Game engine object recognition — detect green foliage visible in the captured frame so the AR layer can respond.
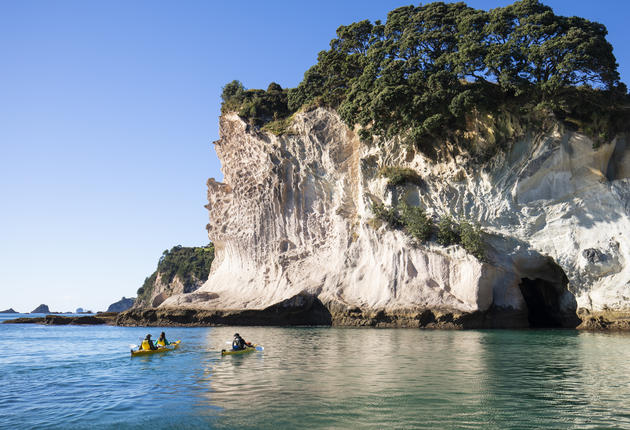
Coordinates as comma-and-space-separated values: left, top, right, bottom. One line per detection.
379, 166, 423, 187
137, 272, 156, 298
437, 216, 460, 246
371, 203, 485, 258
399, 203, 432, 242
220, 80, 246, 112
287, 0, 627, 151
157, 244, 215, 285
221, 1, 628, 145
371, 203, 402, 228
136, 244, 215, 302
459, 220, 485, 260
221, 81, 290, 127
261, 115, 295, 136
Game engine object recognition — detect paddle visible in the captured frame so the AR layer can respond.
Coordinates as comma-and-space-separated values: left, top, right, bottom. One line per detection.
130, 336, 145, 349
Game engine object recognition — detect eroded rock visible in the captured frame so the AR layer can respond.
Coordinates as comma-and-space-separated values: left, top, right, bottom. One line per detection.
153, 109, 630, 328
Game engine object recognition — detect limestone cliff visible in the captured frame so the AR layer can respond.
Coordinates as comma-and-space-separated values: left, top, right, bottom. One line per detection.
134, 245, 214, 308
157, 108, 630, 328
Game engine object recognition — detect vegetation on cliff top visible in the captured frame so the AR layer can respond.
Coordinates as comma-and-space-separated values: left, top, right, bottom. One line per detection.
222, 0, 628, 154
136, 244, 215, 303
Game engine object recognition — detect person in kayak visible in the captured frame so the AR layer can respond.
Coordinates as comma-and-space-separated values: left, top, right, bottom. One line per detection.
232, 333, 249, 350
140, 334, 157, 351
156, 331, 170, 347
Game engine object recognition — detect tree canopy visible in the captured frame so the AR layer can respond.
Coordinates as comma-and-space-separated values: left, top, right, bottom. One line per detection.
136, 244, 215, 302
221, 1, 628, 153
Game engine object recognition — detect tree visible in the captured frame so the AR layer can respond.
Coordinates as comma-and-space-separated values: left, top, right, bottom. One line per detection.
227, 1, 627, 149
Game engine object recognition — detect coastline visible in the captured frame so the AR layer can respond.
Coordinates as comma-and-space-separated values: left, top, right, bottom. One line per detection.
2, 312, 118, 326
4, 308, 630, 331
113, 307, 630, 330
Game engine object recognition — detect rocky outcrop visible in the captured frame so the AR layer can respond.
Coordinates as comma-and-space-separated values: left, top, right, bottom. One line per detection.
3, 313, 117, 325
0, 308, 16, 313
135, 273, 204, 308
134, 245, 214, 308
153, 108, 630, 328
31, 304, 50, 314
576, 309, 630, 330
107, 297, 135, 313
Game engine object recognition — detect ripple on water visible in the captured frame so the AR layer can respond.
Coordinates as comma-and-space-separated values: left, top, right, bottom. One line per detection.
1, 324, 630, 429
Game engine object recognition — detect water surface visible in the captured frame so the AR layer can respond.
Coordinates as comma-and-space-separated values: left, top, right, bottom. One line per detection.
1, 314, 629, 429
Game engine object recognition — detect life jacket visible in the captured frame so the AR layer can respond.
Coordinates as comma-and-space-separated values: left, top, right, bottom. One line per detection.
157, 339, 166, 347
141, 339, 151, 350
233, 337, 245, 350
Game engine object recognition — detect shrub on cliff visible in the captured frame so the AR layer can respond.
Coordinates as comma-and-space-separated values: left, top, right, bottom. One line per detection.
371, 204, 485, 258
459, 220, 485, 261
221, 81, 289, 127
371, 203, 403, 229
399, 203, 432, 242
379, 166, 423, 187
436, 216, 485, 260
437, 216, 460, 246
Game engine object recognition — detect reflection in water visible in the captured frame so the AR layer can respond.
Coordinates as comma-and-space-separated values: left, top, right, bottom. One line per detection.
2, 322, 630, 429
189, 328, 630, 429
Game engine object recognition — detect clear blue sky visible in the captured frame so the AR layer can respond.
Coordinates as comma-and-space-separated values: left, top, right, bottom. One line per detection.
1, 1, 628, 313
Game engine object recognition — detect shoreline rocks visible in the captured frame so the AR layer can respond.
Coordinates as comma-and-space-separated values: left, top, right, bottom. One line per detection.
5, 305, 630, 330
116, 305, 630, 330
576, 309, 630, 330
115, 292, 585, 329
2, 313, 118, 326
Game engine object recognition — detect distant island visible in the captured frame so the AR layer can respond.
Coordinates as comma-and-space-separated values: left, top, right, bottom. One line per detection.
106, 297, 134, 313
31, 304, 50, 313
0, 308, 17, 313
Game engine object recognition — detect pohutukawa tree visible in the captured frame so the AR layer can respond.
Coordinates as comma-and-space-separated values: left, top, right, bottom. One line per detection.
222, 0, 628, 153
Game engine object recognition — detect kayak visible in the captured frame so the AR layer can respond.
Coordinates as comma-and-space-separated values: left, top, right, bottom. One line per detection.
131, 340, 181, 357
221, 344, 259, 355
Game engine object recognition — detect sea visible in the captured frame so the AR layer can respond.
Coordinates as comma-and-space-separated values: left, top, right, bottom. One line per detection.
1, 313, 630, 429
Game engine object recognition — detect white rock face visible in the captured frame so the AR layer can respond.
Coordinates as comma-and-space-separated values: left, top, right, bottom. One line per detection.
136, 273, 203, 308
161, 109, 630, 322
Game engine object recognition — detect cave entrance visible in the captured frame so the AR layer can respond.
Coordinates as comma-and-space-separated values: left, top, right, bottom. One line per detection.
519, 278, 564, 328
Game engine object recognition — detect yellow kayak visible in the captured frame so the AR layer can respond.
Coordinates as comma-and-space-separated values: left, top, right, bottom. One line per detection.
221, 344, 259, 355
131, 340, 181, 357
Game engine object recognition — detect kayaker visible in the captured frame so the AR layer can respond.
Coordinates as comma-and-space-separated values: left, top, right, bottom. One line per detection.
140, 334, 157, 351
157, 331, 170, 347
232, 333, 248, 350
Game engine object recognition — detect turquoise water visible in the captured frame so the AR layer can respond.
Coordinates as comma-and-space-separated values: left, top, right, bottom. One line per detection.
2, 314, 630, 429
